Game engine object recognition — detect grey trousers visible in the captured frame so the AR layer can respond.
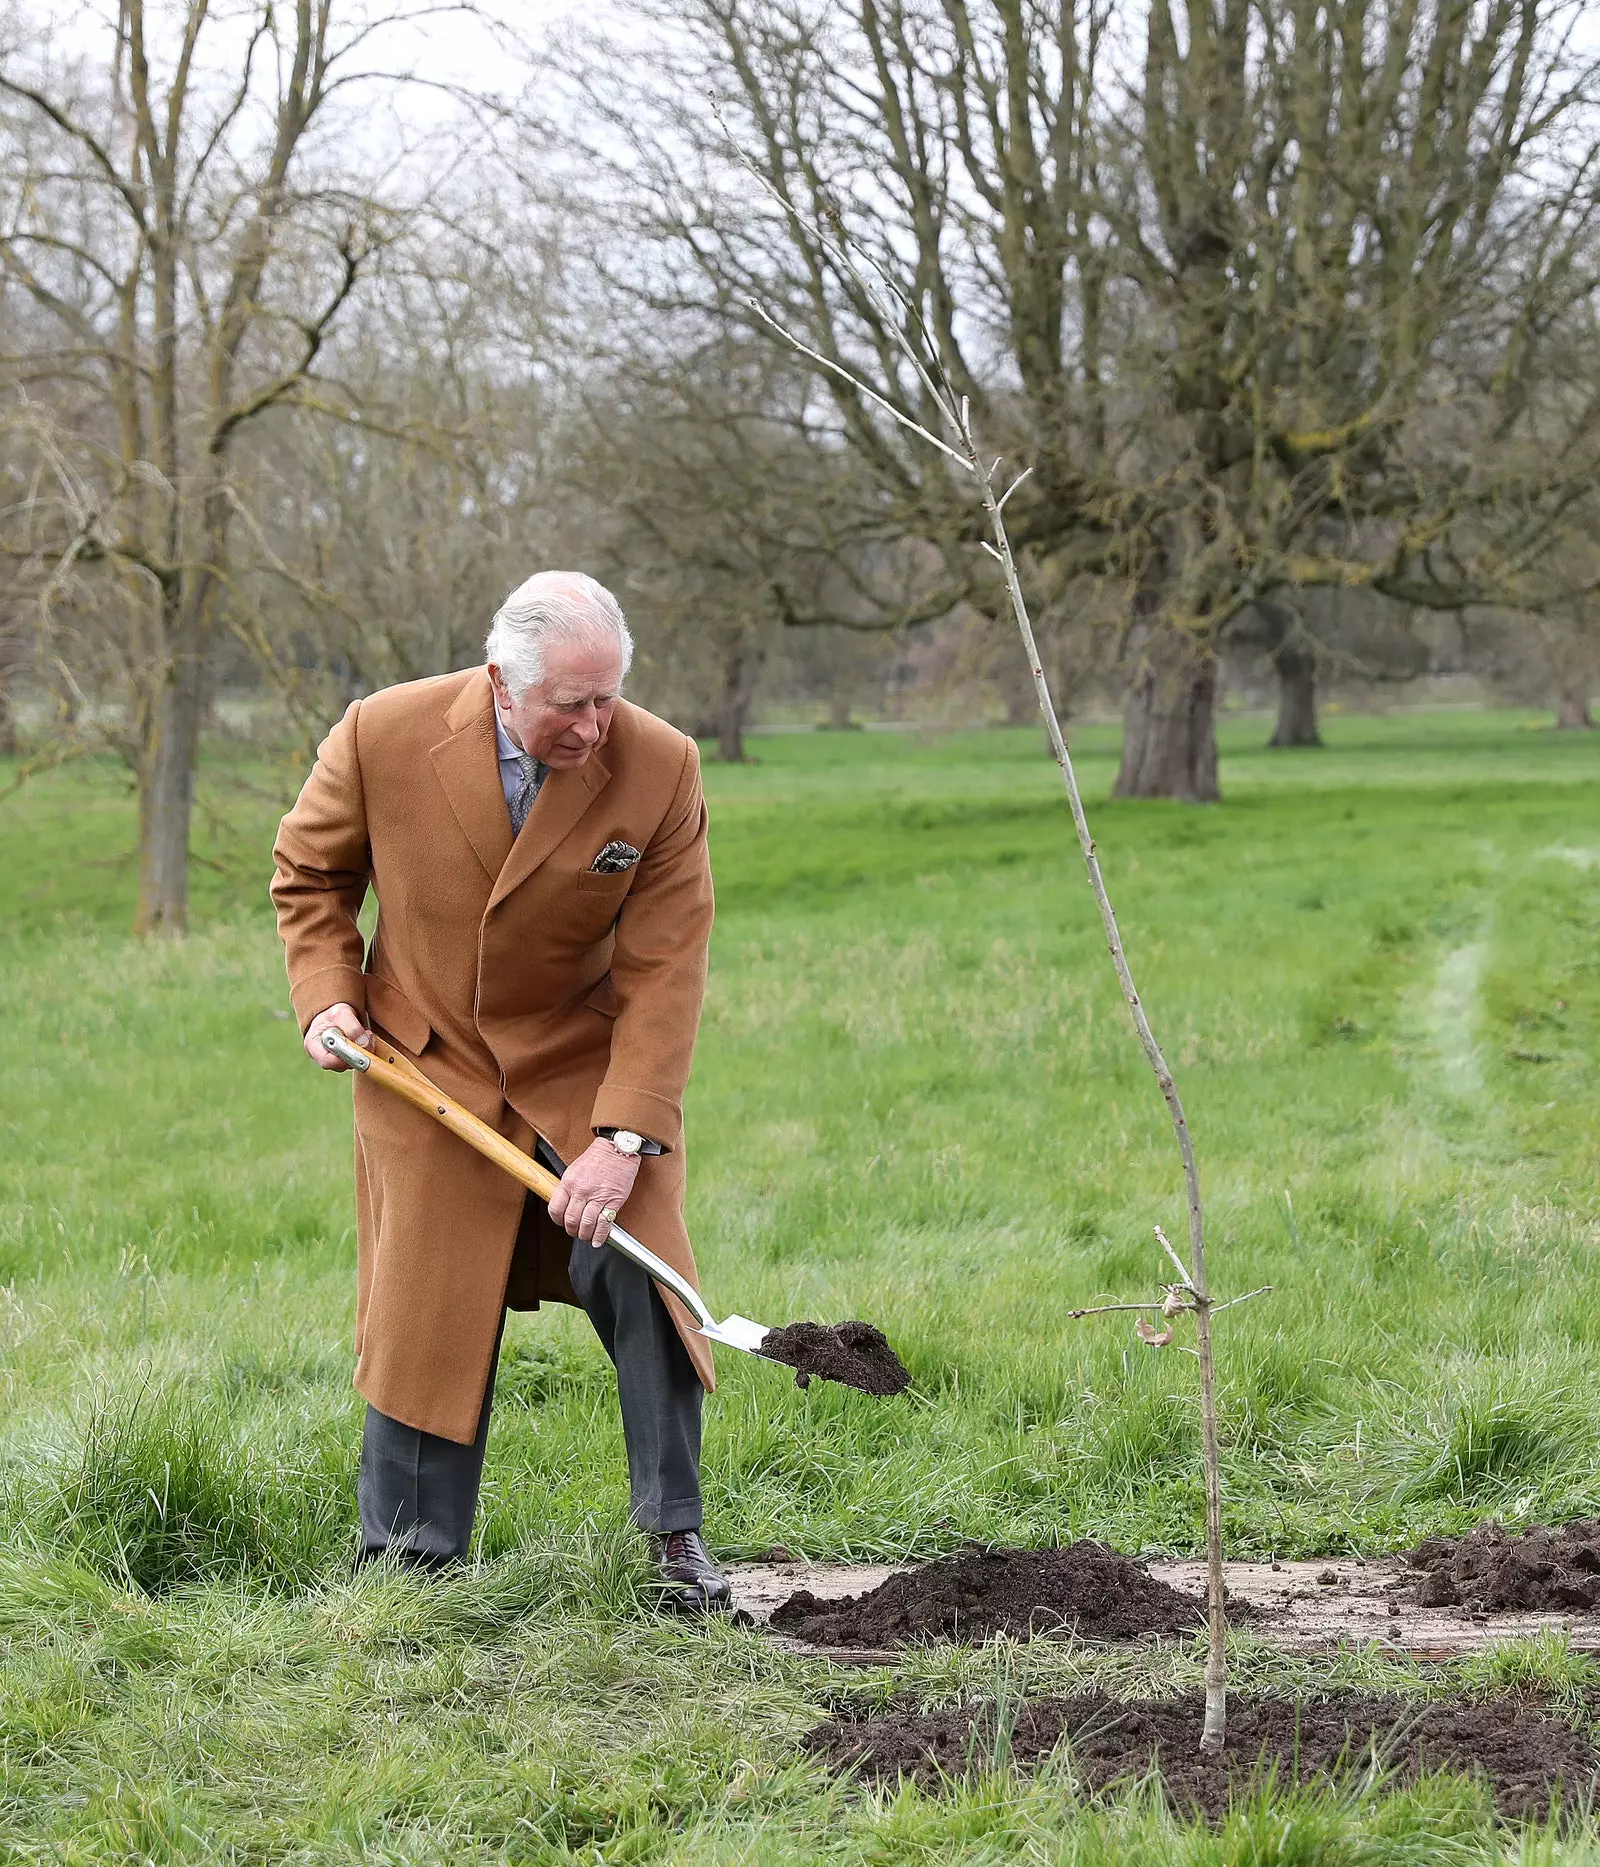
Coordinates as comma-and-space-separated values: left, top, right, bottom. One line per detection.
357, 1143, 704, 1565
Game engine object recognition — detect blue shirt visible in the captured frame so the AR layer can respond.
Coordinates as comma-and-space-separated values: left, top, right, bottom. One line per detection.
493, 704, 546, 819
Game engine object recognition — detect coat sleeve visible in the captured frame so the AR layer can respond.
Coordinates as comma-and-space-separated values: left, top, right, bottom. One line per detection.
590, 736, 713, 1152
271, 699, 373, 1034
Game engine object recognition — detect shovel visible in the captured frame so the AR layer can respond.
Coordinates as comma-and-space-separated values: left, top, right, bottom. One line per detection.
318, 1028, 770, 1355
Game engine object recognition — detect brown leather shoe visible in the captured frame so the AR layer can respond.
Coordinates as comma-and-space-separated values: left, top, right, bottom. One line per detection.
650, 1530, 733, 1612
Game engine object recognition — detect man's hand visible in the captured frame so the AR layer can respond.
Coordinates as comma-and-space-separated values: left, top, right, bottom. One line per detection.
548, 1139, 641, 1246
304, 1002, 371, 1070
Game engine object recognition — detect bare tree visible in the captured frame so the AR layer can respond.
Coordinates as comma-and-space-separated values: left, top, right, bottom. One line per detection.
1232, 589, 1432, 745
571, 0, 1600, 799
1468, 587, 1600, 728
235, 202, 565, 738
0, 1, 520, 930
560, 334, 910, 759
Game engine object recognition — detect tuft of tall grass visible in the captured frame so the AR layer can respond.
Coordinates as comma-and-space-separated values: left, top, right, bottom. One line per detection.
1454, 1631, 1600, 1712
1385, 1374, 1590, 1509
11, 1382, 353, 1590
317, 1520, 655, 1647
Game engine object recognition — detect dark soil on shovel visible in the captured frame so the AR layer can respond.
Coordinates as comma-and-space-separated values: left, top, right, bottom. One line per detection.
803, 1689, 1600, 1821
758, 1321, 911, 1396
770, 1542, 1230, 1647
1404, 1519, 1600, 1612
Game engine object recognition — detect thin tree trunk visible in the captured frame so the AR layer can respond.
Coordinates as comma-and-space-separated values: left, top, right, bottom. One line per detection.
742, 200, 1234, 1748
827, 689, 855, 730
974, 459, 1229, 1751
135, 585, 207, 934
1556, 676, 1594, 730
0, 680, 18, 758
1268, 636, 1322, 747
1114, 627, 1220, 801
715, 630, 763, 762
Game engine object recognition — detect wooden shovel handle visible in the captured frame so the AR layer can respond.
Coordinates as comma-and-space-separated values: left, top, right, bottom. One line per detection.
320, 1028, 729, 1342
322, 1030, 561, 1203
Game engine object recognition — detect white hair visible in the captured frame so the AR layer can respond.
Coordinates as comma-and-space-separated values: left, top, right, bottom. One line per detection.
484, 571, 634, 697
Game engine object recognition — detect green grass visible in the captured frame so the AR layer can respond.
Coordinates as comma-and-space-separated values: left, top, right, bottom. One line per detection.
1, 705, 1598, 1859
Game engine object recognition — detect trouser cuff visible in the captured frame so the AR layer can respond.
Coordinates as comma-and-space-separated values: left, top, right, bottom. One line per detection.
636, 1494, 703, 1535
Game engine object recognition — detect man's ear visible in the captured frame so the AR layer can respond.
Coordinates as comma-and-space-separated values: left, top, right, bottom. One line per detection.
487, 664, 510, 709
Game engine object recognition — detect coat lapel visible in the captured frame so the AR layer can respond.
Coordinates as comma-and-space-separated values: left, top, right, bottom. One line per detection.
488, 751, 611, 911
430, 671, 513, 883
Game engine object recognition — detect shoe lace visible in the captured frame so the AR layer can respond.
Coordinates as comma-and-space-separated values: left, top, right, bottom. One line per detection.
663, 1531, 700, 1563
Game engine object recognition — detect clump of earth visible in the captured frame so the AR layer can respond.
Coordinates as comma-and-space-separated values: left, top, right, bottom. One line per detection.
1404, 1519, 1600, 1612
758, 1321, 910, 1396
770, 1541, 1230, 1646
804, 1690, 1598, 1821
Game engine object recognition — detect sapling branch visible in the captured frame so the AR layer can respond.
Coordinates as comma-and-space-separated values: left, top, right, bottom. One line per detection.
997, 467, 1032, 512
1211, 1286, 1274, 1316
1155, 1224, 1196, 1291
1065, 1299, 1177, 1319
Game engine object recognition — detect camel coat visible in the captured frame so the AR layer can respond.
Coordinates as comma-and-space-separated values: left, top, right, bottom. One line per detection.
271, 668, 715, 1442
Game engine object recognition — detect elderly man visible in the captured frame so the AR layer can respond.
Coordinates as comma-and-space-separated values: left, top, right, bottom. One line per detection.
271, 571, 729, 1607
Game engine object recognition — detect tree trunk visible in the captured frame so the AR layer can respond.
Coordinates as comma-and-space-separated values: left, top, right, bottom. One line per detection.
134, 588, 207, 934
1268, 636, 1322, 747
715, 630, 763, 763
1556, 675, 1594, 730
827, 689, 856, 730
717, 699, 748, 763
0, 681, 18, 758
1113, 629, 1220, 802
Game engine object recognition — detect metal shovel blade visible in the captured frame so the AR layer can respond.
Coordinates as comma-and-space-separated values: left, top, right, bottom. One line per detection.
602, 1227, 773, 1357
699, 1313, 770, 1353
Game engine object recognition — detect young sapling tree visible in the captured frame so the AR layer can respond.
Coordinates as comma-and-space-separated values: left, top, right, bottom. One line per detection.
733, 145, 1270, 1751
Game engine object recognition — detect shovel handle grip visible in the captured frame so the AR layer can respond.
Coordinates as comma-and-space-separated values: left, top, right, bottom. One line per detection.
321, 1029, 561, 1203
318, 1028, 719, 1336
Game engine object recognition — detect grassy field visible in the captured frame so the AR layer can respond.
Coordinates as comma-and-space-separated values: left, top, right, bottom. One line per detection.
1, 706, 1598, 1861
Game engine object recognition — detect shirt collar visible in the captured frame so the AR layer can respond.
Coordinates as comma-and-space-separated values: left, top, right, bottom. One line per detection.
492, 701, 526, 764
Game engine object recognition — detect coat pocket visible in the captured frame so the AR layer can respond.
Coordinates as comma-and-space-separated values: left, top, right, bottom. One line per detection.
563, 865, 634, 940
364, 972, 432, 1054
572, 866, 635, 898
582, 973, 619, 1020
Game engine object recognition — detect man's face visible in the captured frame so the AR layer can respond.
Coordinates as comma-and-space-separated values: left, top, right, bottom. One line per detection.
489, 633, 625, 769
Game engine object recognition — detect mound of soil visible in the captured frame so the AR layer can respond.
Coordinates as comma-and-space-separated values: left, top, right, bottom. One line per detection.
758, 1321, 910, 1396
804, 1689, 1598, 1821
770, 1542, 1219, 1647
1404, 1519, 1600, 1612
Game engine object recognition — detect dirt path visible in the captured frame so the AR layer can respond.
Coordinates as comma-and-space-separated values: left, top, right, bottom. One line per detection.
728, 1555, 1600, 1660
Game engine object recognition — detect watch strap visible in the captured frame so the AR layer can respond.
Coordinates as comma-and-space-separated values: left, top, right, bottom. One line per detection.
595, 1126, 664, 1155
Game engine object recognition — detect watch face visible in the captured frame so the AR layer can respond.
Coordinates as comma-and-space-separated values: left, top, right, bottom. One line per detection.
613, 1130, 644, 1154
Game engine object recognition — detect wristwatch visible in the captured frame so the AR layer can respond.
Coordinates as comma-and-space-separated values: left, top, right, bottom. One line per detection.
602, 1128, 647, 1158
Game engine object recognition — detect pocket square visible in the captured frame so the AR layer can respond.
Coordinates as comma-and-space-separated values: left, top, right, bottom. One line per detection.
590, 840, 641, 874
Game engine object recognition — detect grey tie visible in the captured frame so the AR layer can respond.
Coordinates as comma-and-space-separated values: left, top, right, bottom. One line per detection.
509, 753, 546, 834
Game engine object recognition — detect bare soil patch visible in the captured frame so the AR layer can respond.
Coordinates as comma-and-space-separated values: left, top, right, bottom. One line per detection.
730, 1552, 1600, 1658
1404, 1520, 1600, 1612
758, 1321, 910, 1396
804, 1689, 1599, 1821
769, 1542, 1230, 1647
